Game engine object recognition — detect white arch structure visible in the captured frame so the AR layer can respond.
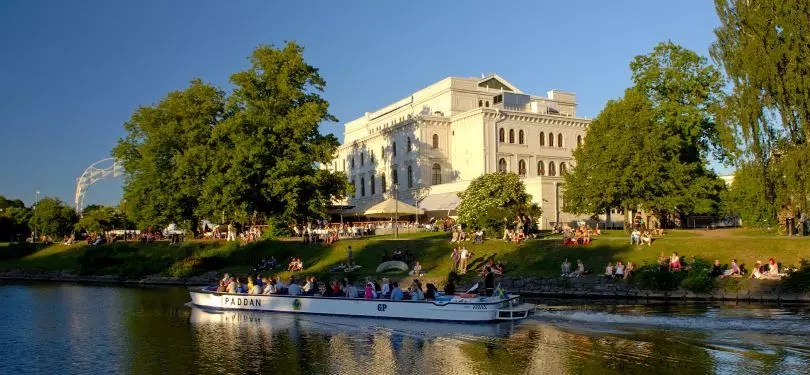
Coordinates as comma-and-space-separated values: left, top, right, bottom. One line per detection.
74, 158, 124, 214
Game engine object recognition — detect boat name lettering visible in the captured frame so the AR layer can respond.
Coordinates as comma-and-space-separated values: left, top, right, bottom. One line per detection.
377, 303, 388, 312
472, 304, 487, 310
223, 297, 261, 307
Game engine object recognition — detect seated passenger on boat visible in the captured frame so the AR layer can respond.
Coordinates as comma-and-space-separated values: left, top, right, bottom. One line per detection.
381, 278, 391, 298
444, 277, 456, 295
262, 278, 277, 294
225, 277, 236, 293
247, 276, 256, 293
288, 278, 303, 296
303, 276, 316, 295
410, 281, 424, 301
249, 277, 262, 295
364, 282, 375, 299
391, 281, 403, 300
343, 280, 358, 298
235, 278, 247, 293
425, 283, 437, 300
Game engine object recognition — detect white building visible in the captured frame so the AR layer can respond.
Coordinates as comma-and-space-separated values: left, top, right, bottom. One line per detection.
325, 74, 591, 229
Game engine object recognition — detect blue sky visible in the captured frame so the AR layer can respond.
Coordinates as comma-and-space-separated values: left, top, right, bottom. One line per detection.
0, 0, 723, 207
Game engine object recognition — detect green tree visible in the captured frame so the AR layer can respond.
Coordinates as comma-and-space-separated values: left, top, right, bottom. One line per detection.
114, 42, 348, 231
28, 197, 77, 237
113, 79, 226, 232
456, 172, 536, 234
711, 0, 810, 225
0, 196, 32, 242
720, 162, 778, 227
198, 42, 348, 224
74, 205, 123, 233
564, 42, 725, 224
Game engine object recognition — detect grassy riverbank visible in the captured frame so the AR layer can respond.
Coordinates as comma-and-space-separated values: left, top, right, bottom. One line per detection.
1, 229, 809, 288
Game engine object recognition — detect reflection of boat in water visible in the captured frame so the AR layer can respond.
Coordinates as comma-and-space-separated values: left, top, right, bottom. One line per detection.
189, 306, 520, 338
189, 287, 535, 322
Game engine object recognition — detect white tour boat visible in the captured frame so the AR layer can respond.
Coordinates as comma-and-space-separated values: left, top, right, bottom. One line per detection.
188, 287, 535, 322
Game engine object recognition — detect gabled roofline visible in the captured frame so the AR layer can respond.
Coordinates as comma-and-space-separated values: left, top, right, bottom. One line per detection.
477, 74, 523, 94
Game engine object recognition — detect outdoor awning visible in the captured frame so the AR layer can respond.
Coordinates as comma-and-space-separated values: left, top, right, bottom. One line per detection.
362, 198, 424, 218
419, 192, 461, 211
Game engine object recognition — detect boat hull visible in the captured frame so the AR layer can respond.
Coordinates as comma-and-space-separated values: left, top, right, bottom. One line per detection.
189, 289, 520, 322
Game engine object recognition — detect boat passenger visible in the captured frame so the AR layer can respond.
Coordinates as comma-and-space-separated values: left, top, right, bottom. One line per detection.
323, 281, 335, 297
391, 282, 403, 300
381, 278, 391, 298
235, 279, 247, 293
255, 275, 263, 288
484, 267, 495, 296
288, 278, 303, 296
247, 276, 255, 292
425, 283, 437, 300
364, 282, 375, 299
262, 279, 276, 295
226, 277, 237, 293
444, 277, 456, 295
216, 278, 227, 292
303, 276, 316, 295
331, 280, 342, 296
410, 283, 424, 301
561, 258, 572, 276
249, 279, 262, 295
221, 273, 230, 285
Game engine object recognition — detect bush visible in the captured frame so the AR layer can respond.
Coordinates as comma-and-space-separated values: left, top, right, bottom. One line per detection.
263, 217, 291, 239
680, 259, 715, 293
0, 242, 39, 260
635, 264, 686, 291
781, 259, 810, 293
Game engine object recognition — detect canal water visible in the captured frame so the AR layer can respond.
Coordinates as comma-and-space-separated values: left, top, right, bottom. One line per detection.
1, 283, 809, 374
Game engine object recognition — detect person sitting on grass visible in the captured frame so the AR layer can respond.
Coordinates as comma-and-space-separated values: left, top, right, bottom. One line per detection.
614, 261, 625, 278
572, 259, 587, 277
764, 258, 781, 280
410, 261, 424, 277
710, 260, 724, 278
750, 261, 764, 279
604, 262, 614, 279
630, 228, 641, 245
640, 231, 652, 246
725, 259, 742, 278
669, 252, 682, 271
561, 258, 572, 277
473, 229, 484, 244
624, 262, 634, 279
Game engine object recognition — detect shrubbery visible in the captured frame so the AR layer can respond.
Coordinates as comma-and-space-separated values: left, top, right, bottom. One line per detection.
781, 259, 810, 293
633, 260, 714, 292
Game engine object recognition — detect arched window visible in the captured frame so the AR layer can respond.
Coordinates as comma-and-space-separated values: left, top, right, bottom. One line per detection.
499, 128, 505, 142
539, 132, 545, 146
407, 137, 412, 153
351, 157, 355, 169
549, 161, 556, 177
392, 168, 399, 185
370, 151, 375, 164
432, 134, 439, 149
381, 146, 385, 160
343, 160, 346, 171
548, 132, 554, 147
509, 129, 515, 143
518, 130, 525, 145
577, 135, 582, 147
360, 177, 366, 196
431, 164, 442, 185
558, 133, 563, 148
407, 165, 414, 188
370, 175, 376, 195
381, 173, 387, 193
392, 142, 397, 157
478, 100, 483, 107
560, 162, 567, 175
485, 101, 490, 107
518, 160, 527, 177
498, 158, 507, 172
360, 152, 364, 166
537, 161, 545, 176
351, 176, 356, 197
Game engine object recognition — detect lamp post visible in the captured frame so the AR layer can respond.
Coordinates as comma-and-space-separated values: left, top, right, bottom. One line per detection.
34, 190, 40, 242
394, 183, 399, 239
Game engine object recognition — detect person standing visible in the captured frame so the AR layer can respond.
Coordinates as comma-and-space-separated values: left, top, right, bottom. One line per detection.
451, 248, 460, 271
484, 267, 495, 297
459, 246, 470, 275
227, 223, 236, 241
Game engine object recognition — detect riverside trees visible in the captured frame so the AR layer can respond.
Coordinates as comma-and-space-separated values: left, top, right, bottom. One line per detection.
113, 43, 349, 232
456, 172, 539, 234
563, 42, 726, 225
711, 0, 810, 230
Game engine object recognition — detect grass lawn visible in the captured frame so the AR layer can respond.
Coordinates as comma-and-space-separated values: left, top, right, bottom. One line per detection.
2, 231, 809, 287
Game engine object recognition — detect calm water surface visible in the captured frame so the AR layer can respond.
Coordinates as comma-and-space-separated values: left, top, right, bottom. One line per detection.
1, 283, 809, 374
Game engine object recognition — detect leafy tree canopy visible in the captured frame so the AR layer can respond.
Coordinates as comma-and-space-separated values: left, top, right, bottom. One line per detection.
711, 0, 810, 219
456, 172, 537, 234
29, 197, 76, 237
564, 42, 725, 220
113, 42, 348, 230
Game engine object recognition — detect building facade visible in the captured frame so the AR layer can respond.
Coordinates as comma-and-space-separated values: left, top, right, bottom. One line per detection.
324, 74, 591, 229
